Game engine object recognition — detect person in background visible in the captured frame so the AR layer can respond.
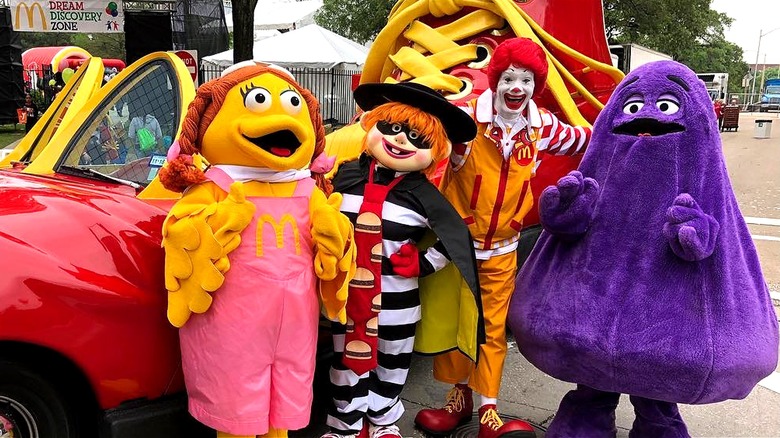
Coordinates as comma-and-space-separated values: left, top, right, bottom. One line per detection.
127, 105, 163, 158
23, 94, 39, 133
713, 99, 724, 131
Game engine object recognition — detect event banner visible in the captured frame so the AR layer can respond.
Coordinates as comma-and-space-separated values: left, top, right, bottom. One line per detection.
11, 0, 124, 32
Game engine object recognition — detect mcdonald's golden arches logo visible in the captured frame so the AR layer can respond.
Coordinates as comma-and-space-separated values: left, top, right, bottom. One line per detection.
14, 2, 48, 31
256, 213, 301, 257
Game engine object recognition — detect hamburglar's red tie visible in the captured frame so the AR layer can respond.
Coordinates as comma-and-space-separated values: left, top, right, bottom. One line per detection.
342, 162, 404, 375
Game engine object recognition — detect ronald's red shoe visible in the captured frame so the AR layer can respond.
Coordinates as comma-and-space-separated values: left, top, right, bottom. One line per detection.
478, 405, 536, 438
414, 383, 473, 435
357, 422, 369, 438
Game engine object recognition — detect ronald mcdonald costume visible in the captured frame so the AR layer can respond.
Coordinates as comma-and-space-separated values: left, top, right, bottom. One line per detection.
415, 38, 591, 438
159, 62, 356, 438
322, 82, 482, 438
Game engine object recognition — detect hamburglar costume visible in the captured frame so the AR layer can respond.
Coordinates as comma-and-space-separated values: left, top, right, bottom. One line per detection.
324, 83, 484, 436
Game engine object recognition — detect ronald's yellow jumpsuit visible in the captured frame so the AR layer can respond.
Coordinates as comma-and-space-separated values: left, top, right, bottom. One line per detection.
433, 89, 591, 397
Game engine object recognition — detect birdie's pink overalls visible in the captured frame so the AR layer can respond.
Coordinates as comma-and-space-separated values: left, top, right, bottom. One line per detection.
179, 178, 319, 436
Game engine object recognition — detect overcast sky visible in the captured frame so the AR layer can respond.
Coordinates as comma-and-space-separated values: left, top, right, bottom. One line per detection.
711, 0, 780, 64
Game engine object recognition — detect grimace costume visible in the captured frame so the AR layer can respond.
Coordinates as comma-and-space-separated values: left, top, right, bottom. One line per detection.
159, 62, 356, 438
509, 60, 779, 437
322, 82, 483, 438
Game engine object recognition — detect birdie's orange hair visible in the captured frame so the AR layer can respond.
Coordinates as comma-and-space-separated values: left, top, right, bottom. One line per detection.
361, 102, 450, 177
159, 64, 329, 194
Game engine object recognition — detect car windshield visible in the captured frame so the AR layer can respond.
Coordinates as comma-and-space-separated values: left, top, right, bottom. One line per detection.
59, 60, 179, 187
766, 86, 780, 94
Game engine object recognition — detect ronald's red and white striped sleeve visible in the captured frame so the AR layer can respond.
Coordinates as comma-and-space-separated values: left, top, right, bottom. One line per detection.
536, 108, 592, 156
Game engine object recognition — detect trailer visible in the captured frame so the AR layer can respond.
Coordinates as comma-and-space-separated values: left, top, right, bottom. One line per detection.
609, 43, 673, 74
697, 72, 729, 101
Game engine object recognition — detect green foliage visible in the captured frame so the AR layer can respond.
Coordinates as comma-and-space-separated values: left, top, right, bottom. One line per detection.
71, 34, 125, 60
604, 0, 748, 93
756, 67, 780, 92
0, 125, 26, 148
315, 0, 394, 44
29, 89, 46, 110
19, 33, 125, 61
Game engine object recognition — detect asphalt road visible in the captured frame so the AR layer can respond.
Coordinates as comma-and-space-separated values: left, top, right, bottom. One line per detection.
296, 112, 780, 438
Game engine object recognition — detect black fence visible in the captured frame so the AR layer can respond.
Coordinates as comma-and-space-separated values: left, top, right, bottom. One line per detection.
201, 63, 360, 126
13, 63, 361, 126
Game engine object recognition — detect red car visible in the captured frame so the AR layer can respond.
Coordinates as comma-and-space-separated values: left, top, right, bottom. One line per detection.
0, 51, 335, 438
0, 53, 209, 438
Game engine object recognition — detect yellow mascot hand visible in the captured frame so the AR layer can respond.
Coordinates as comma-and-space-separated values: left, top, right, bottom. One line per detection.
164, 211, 224, 327
163, 182, 255, 328
311, 190, 353, 280
206, 182, 256, 274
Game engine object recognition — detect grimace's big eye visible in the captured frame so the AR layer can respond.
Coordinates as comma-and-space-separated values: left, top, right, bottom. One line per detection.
656, 99, 680, 115
622, 100, 644, 115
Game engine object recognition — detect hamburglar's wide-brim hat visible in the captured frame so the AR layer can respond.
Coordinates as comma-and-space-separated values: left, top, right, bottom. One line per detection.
353, 82, 477, 144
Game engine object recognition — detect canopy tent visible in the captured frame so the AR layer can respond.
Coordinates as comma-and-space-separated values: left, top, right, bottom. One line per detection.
253, 29, 282, 42
202, 24, 369, 70
223, 0, 322, 32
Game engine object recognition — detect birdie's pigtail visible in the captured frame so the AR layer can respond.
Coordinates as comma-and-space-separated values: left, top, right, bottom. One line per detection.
159, 82, 214, 193
298, 85, 332, 195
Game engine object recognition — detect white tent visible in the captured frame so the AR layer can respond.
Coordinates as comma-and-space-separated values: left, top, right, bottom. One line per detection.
224, 0, 322, 32
202, 24, 369, 70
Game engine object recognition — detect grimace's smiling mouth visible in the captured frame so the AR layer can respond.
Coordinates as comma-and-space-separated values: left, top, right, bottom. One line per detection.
613, 118, 685, 137
243, 130, 301, 157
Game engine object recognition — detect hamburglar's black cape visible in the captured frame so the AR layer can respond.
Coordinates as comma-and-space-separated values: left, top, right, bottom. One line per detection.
333, 155, 485, 360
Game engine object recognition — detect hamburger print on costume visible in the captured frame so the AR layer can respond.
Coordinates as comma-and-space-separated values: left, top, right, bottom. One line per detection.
322, 82, 483, 438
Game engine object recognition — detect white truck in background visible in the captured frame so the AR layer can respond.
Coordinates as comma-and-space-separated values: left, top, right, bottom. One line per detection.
609, 43, 673, 74
696, 73, 729, 101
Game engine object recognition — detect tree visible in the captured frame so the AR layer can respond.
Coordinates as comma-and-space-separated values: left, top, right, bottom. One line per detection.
315, 0, 394, 45
231, 0, 259, 63
755, 66, 780, 93
71, 34, 126, 60
19, 32, 73, 51
604, 0, 748, 94
19, 33, 125, 60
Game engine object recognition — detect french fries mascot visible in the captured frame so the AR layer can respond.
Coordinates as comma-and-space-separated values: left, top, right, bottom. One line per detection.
415, 37, 591, 438
159, 62, 356, 438
321, 82, 482, 438
509, 61, 779, 436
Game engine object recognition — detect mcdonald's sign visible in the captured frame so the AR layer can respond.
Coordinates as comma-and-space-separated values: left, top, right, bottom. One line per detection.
13, 1, 48, 31
256, 213, 301, 257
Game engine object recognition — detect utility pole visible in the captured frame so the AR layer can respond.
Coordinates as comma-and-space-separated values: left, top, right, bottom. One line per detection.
760, 54, 768, 97
751, 28, 780, 105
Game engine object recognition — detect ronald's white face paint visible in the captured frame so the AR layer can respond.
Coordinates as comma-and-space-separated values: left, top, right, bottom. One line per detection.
493, 65, 535, 121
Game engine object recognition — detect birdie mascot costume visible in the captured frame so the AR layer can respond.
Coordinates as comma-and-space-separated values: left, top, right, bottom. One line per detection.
509, 60, 779, 437
159, 62, 356, 438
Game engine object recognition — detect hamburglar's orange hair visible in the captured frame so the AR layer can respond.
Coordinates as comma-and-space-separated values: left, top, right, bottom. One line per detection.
159, 64, 330, 194
361, 102, 450, 177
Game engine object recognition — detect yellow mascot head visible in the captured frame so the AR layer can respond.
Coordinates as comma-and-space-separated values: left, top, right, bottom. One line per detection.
160, 62, 329, 193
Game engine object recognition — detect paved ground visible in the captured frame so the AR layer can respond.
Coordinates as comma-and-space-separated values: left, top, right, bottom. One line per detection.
296, 112, 780, 438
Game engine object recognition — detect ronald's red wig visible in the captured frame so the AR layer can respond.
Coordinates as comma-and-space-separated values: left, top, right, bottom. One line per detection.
487, 37, 548, 98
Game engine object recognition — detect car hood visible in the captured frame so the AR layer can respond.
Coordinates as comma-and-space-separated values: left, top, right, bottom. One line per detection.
0, 170, 168, 308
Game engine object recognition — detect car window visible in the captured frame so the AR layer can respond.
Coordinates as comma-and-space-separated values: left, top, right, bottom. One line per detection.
59, 60, 180, 186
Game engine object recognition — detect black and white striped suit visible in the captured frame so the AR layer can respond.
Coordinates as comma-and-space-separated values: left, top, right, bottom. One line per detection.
326, 163, 450, 434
